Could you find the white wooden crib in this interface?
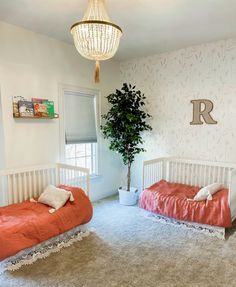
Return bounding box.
[0,163,90,206]
[142,157,236,238]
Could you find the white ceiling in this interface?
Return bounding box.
[0,0,236,61]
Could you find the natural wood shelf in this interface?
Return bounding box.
[13,113,59,119]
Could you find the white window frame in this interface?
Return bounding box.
[58,84,101,176]
[65,142,97,175]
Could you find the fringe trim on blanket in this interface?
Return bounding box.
[139,210,225,240]
[0,225,95,273]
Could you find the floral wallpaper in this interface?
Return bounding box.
[120,39,236,189]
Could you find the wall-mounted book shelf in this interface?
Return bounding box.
[12,97,58,120]
[13,113,59,119]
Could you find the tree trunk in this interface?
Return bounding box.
[127,162,131,191]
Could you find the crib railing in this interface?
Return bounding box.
[142,157,166,190]
[0,163,90,206]
[143,157,236,190]
[167,158,236,188]
[56,163,90,197]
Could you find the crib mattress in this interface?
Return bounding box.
[0,185,93,261]
[139,180,232,228]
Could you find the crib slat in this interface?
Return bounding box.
[51,168,56,185]
[63,168,66,184]
[76,170,79,186]
[222,167,226,187]
[42,170,46,189]
[148,166,150,186]
[7,175,13,204]
[194,164,197,186]
[213,166,216,183]
[190,164,194,186]
[175,162,178,183]
[152,164,155,184]
[185,163,188,185]
[38,171,42,196]
[202,165,205,186]
[227,168,231,188]
[197,164,200,186]
[153,164,155,184]
[193,164,196,186]
[69,169,72,184]
[46,169,50,186]
[18,174,23,202]
[188,164,193,185]
[150,165,153,186]
[23,172,28,201]
[61,168,64,184]
[149,165,152,186]
[33,170,37,198]
[172,162,175,182]
[195,165,198,186]
[217,166,220,183]
[177,162,180,183]
[156,163,159,182]
[182,163,185,184]
[12,174,17,204]
[154,163,156,183]
[28,172,33,199]
[208,165,212,186]
[171,162,174,182]
[199,165,202,186]
[160,162,163,180]
[78,171,82,187]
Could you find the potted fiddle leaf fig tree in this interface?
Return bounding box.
[101,83,152,205]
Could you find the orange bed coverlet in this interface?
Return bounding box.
[139,180,232,228]
[0,185,93,261]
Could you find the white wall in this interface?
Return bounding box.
[0,21,123,202]
[120,38,236,191]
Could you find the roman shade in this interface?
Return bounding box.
[65,92,97,144]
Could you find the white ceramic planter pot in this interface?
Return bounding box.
[118,187,138,206]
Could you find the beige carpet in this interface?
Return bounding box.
[1,196,236,287]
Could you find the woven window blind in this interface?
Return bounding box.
[65,92,97,144]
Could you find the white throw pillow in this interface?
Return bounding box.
[191,183,224,201]
[37,185,74,212]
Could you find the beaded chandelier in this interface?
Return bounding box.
[71,0,122,83]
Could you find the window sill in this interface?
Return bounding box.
[90,174,101,180]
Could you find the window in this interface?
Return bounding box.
[65,143,97,174]
[64,90,98,175]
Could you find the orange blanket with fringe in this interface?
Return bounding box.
[0,185,93,261]
[139,180,232,228]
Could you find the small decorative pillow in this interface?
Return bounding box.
[189,183,224,202]
[36,185,74,213]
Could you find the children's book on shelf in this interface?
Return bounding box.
[18,101,34,117]
[12,96,27,117]
[32,98,48,103]
[33,103,48,117]
[43,100,55,117]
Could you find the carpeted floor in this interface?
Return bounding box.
[1,195,236,287]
